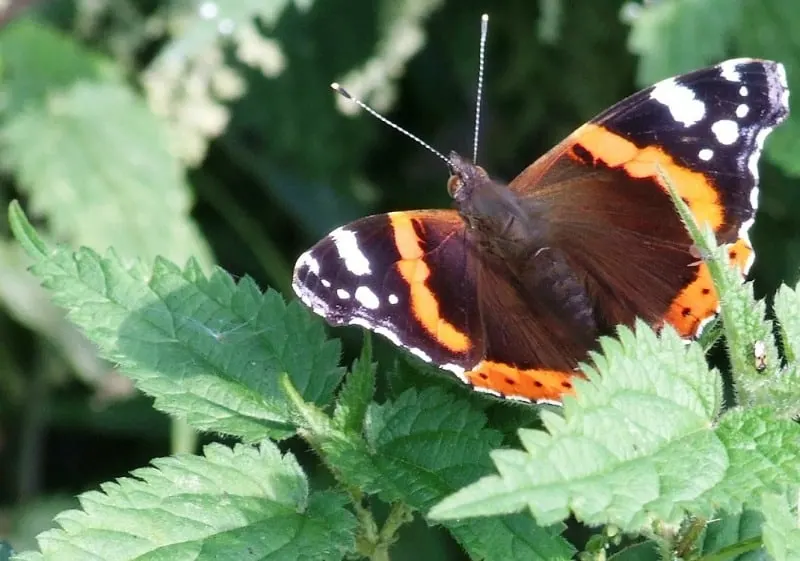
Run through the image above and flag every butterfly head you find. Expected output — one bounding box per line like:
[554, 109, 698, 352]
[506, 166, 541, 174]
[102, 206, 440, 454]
[446, 151, 490, 202]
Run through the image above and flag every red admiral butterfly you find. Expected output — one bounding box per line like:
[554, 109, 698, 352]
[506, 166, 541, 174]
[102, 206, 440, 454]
[292, 41, 789, 404]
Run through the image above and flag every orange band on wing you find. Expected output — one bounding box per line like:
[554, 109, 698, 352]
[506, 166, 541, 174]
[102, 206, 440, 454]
[389, 212, 471, 354]
[466, 360, 582, 402]
[664, 239, 752, 336]
[574, 124, 724, 231]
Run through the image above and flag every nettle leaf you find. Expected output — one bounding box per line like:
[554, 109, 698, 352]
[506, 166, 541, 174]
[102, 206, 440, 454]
[21, 441, 355, 561]
[431, 313, 800, 531]
[430, 323, 725, 531]
[0, 20, 210, 265]
[627, 0, 742, 85]
[761, 493, 800, 561]
[332, 335, 376, 434]
[0, 19, 116, 108]
[702, 407, 800, 512]
[9, 202, 344, 440]
[775, 284, 800, 364]
[699, 508, 764, 561]
[280, 374, 382, 496]
[607, 541, 660, 561]
[366, 388, 574, 561]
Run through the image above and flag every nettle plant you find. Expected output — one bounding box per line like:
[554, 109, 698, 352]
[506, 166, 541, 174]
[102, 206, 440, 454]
[7, 172, 800, 561]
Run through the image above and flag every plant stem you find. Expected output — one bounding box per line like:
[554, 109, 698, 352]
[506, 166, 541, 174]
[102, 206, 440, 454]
[170, 418, 197, 455]
[371, 502, 414, 561]
[675, 517, 707, 559]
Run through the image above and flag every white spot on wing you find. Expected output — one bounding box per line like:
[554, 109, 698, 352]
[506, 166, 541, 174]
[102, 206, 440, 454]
[388, 294, 399, 305]
[698, 148, 713, 161]
[739, 86, 749, 97]
[650, 79, 706, 126]
[321, 279, 331, 288]
[694, 307, 720, 338]
[336, 288, 350, 300]
[373, 325, 402, 347]
[473, 386, 502, 398]
[748, 128, 772, 185]
[749, 186, 760, 211]
[442, 363, 468, 383]
[719, 60, 741, 82]
[330, 227, 372, 276]
[711, 119, 739, 145]
[738, 217, 754, 245]
[408, 347, 432, 362]
[754, 127, 770, 150]
[735, 235, 756, 274]
[354, 286, 380, 309]
[736, 104, 749, 118]
[293, 279, 332, 319]
[295, 251, 320, 275]
[776, 62, 789, 88]
[348, 317, 371, 329]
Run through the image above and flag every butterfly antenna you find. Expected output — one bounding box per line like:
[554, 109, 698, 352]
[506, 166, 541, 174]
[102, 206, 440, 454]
[472, 13, 489, 164]
[331, 82, 452, 168]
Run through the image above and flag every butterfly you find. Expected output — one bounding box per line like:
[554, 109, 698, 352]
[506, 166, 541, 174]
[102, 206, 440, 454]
[292, 57, 789, 405]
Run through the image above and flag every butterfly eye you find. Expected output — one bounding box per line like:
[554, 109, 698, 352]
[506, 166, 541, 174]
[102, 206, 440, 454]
[447, 176, 462, 197]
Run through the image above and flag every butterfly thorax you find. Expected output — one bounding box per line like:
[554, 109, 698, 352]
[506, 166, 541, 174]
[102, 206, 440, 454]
[446, 152, 549, 262]
[446, 152, 597, 337]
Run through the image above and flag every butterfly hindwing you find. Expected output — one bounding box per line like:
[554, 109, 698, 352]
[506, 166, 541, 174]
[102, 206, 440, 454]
[508, 58, 789, 337]
[292, 209, 590, 402]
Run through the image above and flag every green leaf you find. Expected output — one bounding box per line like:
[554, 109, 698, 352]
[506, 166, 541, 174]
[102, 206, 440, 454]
[445, 515, 574, 561]
[366, 388, 505, 509]
[0, 19, 116, 110]
[702, 408, 800, 512]
[9, 202, 344, 440]
[366, 388, 574, 561]
[430, 322, 800, 532]
[285, 382, 574, 561]
[627, 0, 743, 85]
[699, 509, 764, 561]
[607, 541, 660, 561]
[774, 284, 800, 365]
[333, 334, 376, 433]
[761, 493, 800, 561]
[0, 21, 210, 265]
[429, 323, 726, 531]
[21, 441, 356, 561]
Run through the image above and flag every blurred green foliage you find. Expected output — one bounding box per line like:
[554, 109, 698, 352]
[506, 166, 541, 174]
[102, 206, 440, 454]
[1, 0, 800, 559]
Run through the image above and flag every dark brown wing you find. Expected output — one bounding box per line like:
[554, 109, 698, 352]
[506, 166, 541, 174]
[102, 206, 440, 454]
[293, 209, 589, 403]
[508, 59, 788, 336]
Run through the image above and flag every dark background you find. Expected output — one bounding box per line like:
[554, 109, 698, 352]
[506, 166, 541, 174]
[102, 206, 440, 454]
[0, 0, 798, 557]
